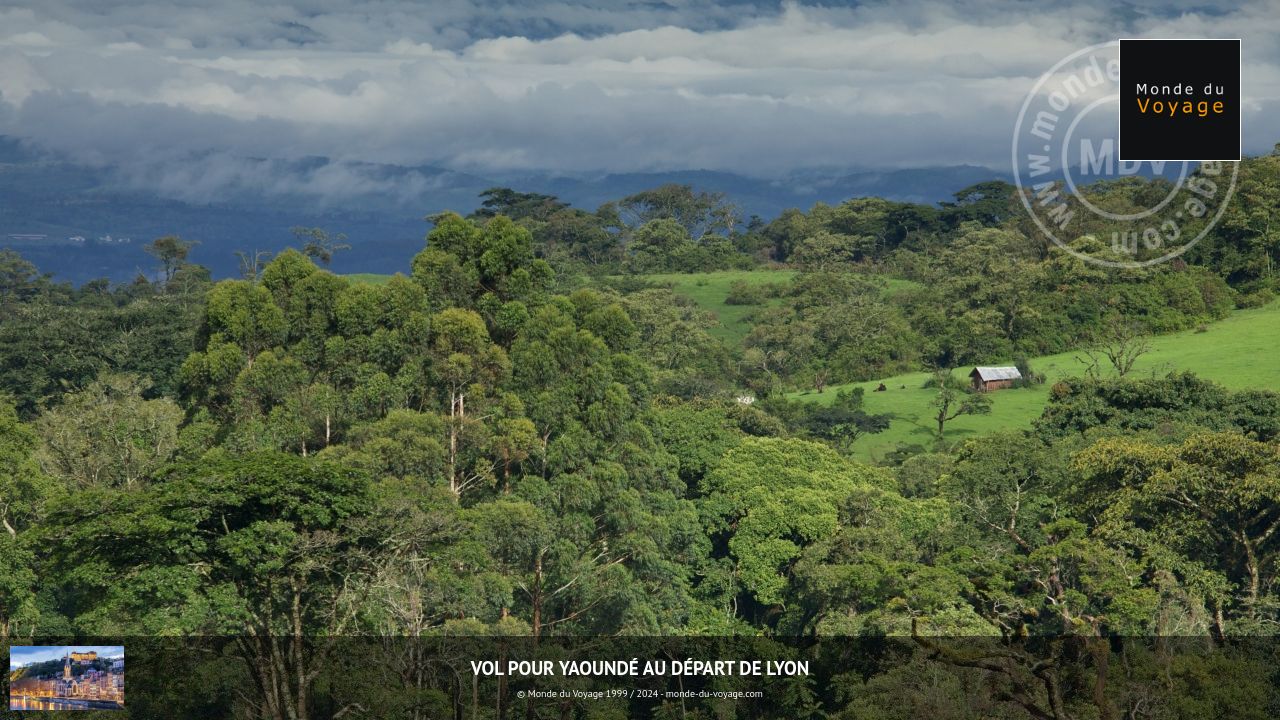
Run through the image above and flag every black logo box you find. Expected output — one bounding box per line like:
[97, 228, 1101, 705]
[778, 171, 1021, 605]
[1119, 38, 1241, 161]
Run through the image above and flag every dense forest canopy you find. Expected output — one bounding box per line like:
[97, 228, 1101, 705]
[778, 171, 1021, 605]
[3, 151, 1280, 718]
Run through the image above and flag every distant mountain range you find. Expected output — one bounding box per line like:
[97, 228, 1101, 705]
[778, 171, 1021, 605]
[0, 136, 1007, 283]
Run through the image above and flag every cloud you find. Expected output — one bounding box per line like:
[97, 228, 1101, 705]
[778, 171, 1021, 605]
[0, 48, 51, 103]
[1, 0, 1277, 203]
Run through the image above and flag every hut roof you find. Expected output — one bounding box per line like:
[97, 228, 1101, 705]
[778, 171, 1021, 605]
[970, 366, 1022, 381]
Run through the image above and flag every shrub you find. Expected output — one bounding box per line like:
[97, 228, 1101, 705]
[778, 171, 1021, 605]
[1238, 288, 1276, 309]
[725, 280, 768, 306]
[1014, 356, 1045, 387]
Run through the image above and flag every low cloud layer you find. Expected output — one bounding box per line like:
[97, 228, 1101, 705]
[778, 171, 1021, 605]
[2, 0, 1279, 201]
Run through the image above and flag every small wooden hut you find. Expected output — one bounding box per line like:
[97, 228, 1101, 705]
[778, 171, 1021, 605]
[969, 366, 1022, 392]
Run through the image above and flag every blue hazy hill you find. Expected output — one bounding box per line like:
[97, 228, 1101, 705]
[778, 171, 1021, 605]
[0, 138, 1006, 283]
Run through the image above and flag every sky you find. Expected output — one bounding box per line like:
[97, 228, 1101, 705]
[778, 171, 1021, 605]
[1, 0, 1278, 199]
[9, 646, 125, 670]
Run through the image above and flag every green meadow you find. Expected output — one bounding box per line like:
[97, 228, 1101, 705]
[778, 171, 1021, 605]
[792, 300, 1280, 463]
[639, 269, 919, 344]
[344, 272, 395, 285]
[638, 269, 796, 343]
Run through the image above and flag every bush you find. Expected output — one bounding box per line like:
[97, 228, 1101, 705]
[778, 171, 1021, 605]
[1238, 288, 1276, 309]
[920, 371, 969, 390]
[599, 276, 664, 293]
[725, 280, 768, 306]
[1014, 356, 1045, 387]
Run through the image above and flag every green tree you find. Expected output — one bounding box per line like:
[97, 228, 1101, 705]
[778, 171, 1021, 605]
[0, 398, 50, 537]
[429, 308, 511, 499]
[626, 218, 694, 273]
[1077, 432, 1280, 632]
[939, 181, 1017, 227]
[927, 432, 1164, 720]
[0, 287, 200, 419]
[144, 235, 198, 282]
[1036, 372, 1280, 442]
[291, 226, 351, 266]
[783, 483, 971, 636]
[1200, 152, 1280, 283]
[618, 288, 734, 397]
[615, 183, 738, 239]
[791, 230, 864, 270]
[760, 207, 813, 261]
[321, 410, 446, 483]
[701, 437, 894, 610]
[0, 399, 46, 641]
[413, 213, 552, 314]
[534, 207, 617, 266]
[0, 249, 45, 307]
[0, 530, 37, 641]
[931, 370, 992, 440]
[48, 452, 374, 719]
[796, 388, 892, 452]
[202, 279, 287, 363]
[498, 301, 704, 636]
[36, 374, 183, 489]
[470, 187, 568, 222]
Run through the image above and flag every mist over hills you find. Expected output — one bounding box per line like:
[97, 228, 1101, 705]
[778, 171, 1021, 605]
[0, 137, 1006, 283]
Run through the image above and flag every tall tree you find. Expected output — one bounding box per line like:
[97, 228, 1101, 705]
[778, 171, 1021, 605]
[932, 369, 992, 440]
[615, 184, 738, 239]
[201, 279, 288, 363]
[0, 395, 52, 644]
[1077, 432, 1280, 631]
[470, 187, 568, 222]
[0, 398, 45, 538]
[0, 249, 45, 307]
[428, 308, 511, 499]
[144, 235, 198, 282]
[1092, 314, 1153, 378]
[291, 227, 351, 267]
[413, 213, 553, 313]
[701, 437, 894, 612]
[48, 452, 375, 720]
[36, 374, 183, 489]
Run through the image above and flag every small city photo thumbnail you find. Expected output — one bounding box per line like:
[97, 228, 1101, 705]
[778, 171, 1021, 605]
[8, 646, 125, 711]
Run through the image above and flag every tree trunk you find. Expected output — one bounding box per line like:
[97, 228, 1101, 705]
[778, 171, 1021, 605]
[447, 391, 467, 498]
[531, 552, 544, 639]
[1242, 532, 1261, 611]
[1212, 602, 1226, 645]
[292, 583, 308, 720]
[1088, 638, 1117, 720]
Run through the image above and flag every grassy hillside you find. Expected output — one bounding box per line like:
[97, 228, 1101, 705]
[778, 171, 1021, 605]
[792, 300, 1280, 463]
[639, 270, 920, 344]
[639, 270, 796, 343]
[345, 272, 395, 285]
